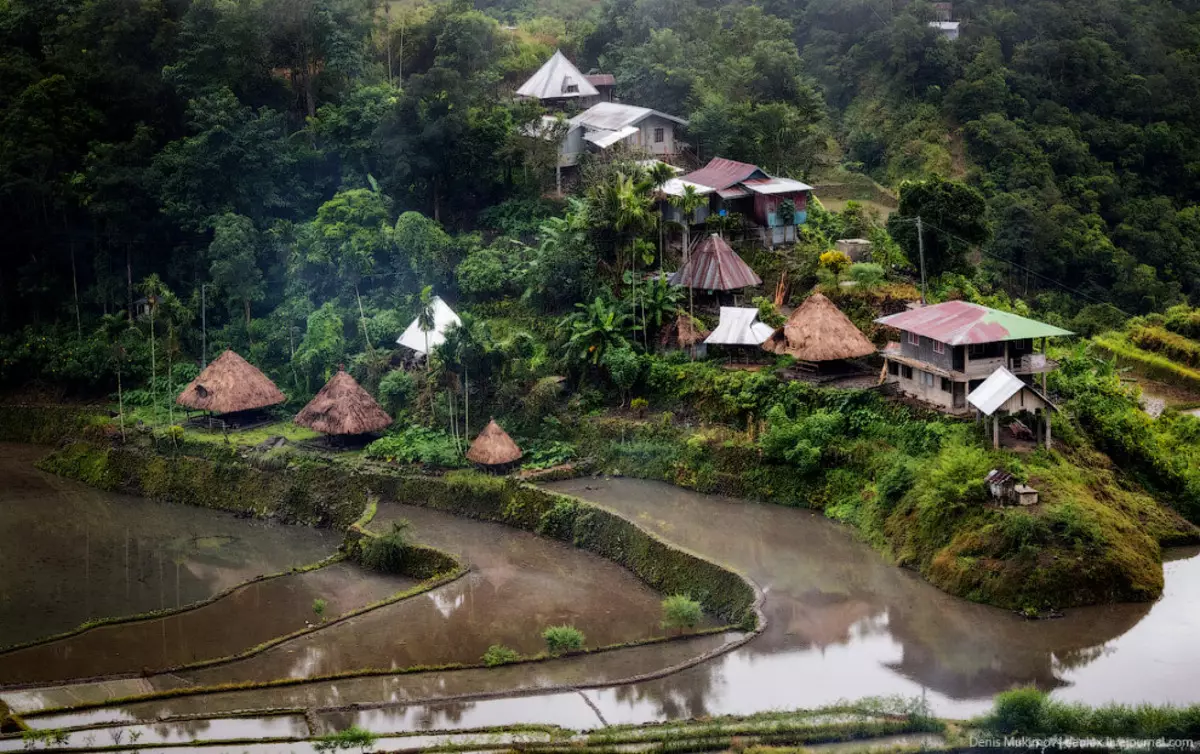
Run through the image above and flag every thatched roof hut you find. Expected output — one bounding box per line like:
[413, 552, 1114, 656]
[294, 369, 392, 436]
[466, 420, 523, 468]
[176, 350, 285, 415]
[659, 314, 710, 352]
[762, 293, 875, 362]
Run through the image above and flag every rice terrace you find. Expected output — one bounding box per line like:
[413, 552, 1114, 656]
[4, 0, 1200, 751]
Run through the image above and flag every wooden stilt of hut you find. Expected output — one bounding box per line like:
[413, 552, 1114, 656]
[294, 368, 392, 445]
[466, 419, 523, 472]
[761, 293, 875, 375]
[176, 350, 285, 428]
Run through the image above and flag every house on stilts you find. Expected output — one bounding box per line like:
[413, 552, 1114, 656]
[294, 368, 392, 445]
[176, 350, 285, 429]
[761, 293, 875, 375]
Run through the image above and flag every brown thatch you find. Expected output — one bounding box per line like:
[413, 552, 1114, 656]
[659, 314, 710, 350]
[294, 369, 392, 436]
[176, 350, 285, 414]
[761, 293, 876, 361]
[466, 419, 523, 466]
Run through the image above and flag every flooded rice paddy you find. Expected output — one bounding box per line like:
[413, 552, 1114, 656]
[5, 448, 1200, 747]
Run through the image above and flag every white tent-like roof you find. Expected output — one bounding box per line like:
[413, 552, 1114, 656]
[396, 296, 462, 355]
[968, 367, 1056, 415]
[705, 307, 774, 346]
[516, 50, 598, 100]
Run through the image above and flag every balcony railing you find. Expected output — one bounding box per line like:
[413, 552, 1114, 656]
[963, 353, 1058, 377]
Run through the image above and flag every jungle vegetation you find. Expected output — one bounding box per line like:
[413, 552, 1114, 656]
[2, 0, 1200, 608]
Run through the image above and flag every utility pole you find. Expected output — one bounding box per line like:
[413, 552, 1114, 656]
[916, 215, 927, 305]
[201, 283, 210, 368]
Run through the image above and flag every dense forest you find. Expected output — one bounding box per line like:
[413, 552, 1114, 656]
[4, 0, 1200, 612]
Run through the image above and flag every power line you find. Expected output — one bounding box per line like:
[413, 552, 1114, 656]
[896, 215, 1132, 317]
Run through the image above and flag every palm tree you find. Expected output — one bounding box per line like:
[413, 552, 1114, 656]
[611, 172, 656, 349]
[670, 185, 707, 326]
[416, 285, 436, 374]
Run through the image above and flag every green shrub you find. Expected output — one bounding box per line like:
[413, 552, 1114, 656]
[360, 521, 411, 573]
[1164, 304, 1200, 341]
[661, 594, 703, 632]
[522, 440, 577, 470]
[482, 644, 521, 666]
[312, 598, 327, 618]
[847, 262, 886, 288]
[313, 724, 379, 752]
[985, 687, 1049, 734]
[377, 370, 416, 417]
[365, 426, 463, 467]
[543, 624, 585, 654]
[630, 397, 649, 418]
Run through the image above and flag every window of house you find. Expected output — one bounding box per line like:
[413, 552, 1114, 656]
[901, 365, 913, 380]
[565, 84, 578, 93]
[907, 331, 920, 346]
[969, 343, 987, 357]
[888, 361, 900, 376]
[932, 340, 944, 354]
[941, 377, 952, 392]
[922, 371, 935, 387]
[654, 127, 664, 143]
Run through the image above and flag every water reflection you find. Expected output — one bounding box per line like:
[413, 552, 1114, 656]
[546, 478, 1192, 717]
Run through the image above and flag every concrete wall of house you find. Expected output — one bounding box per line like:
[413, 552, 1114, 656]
[898, 331, 956, 372]
[632, 115, 677, 156]
[888, 364, 956, 410]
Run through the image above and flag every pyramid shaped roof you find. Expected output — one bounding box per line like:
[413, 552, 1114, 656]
[669, 235, 762, 291]
[294, 369, 392, 435]
[466, 420, 523, 466]
[762, 293, 876, 361]
[176, 350, 285, 414]
[516, 50, 598, 100]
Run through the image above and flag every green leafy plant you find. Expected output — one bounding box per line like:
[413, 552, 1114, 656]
[481, 644, 521, 666]
[314, 724, 379, 752]
[630, 397, 649, 418]
[359, 521, 410, 573]
[312, 598, 328, 619]
[542, 624, 585, 654]
[661, 594, 703, 632]
[366, 427, 464, 467]
[522, 440, 577, 470]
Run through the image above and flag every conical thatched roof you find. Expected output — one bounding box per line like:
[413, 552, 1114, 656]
[659, 314, 710, 349]
[466, 420, 523, 466]
[294, 369, 392, 436]
[176, 350, 285, 414]
[761, 293, 876, 361]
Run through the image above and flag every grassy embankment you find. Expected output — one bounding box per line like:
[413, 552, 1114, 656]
[571, 351, 1198, 612]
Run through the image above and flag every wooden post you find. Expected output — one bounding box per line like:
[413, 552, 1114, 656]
[1004, 340, 1010, 370]
[963, 345, 970, 378]
[1045, 411, 1052, 450]
[993, 412, 1000, 449]
[1041, 336, 1048, 392]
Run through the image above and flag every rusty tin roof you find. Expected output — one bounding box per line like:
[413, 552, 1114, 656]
[668, 234, 762, 291]
[875, 301, 1072, 346]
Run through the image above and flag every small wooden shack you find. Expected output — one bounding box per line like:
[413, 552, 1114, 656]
[176, 350, 285, 427]
[294, 368, 392, 442]
[761, 293, 875, 374]
[985, 469, 1039, 506]
[659, 314, 710, 359]
[968, 367, 1057, 449]
[466, 419, 523, 471]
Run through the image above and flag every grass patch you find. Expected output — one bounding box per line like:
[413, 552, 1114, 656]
[1094, 332, 1200, 393]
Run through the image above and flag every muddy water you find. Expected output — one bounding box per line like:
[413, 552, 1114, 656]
[0, 562, 413, 686]
[542, 478, 1200, 718]
[0, 444, 338, 649]
[174, 503, 681, 686]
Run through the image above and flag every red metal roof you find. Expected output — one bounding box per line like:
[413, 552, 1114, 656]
[680, 158, 769, 191]
[874, 301, 1072, 345]
[668, 234, 762, 291]
[585, 73, 616, 87]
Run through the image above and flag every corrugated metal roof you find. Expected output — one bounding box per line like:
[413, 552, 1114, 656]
[397, 297, 461, 354]
[516, 50, 598, 99]
[668, 234, 762, 291]
[874, 301, 1073, 345]
[717, 187, 751, 199]
[681, 158, 769, 191]
[705, 307, 774, 345]
[585, 125, 639, 148]
[968, 367, 1026, 415]
[585, 73, 616, 87]
[743, 177, 814, 194]
[570, 102, 687, 130]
